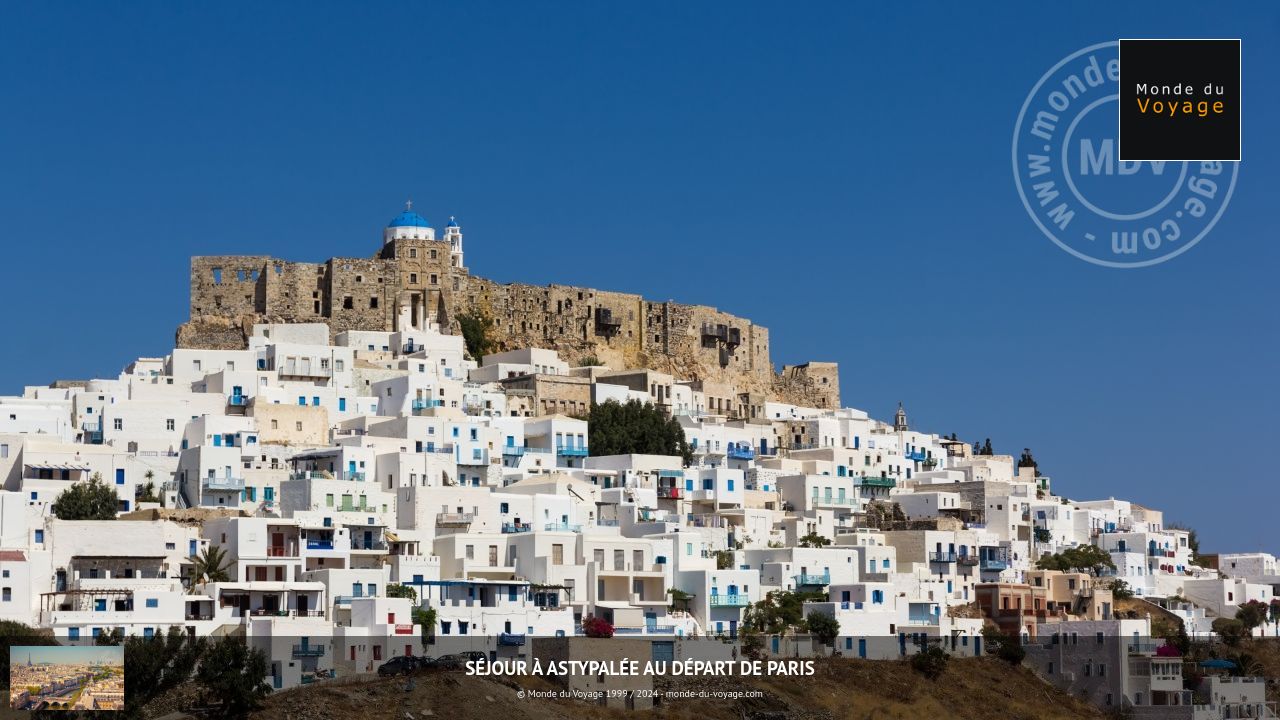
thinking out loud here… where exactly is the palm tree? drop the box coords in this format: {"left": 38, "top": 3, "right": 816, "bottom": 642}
{"left": 187, "top": 545, "right": 232, "bottom": 593}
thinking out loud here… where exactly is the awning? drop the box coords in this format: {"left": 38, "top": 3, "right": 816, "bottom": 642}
{"left": 24, "top": 462, "right": 90, "bottom": 471}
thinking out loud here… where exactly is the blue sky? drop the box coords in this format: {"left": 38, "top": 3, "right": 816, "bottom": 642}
{"left": 0, "top": 3, "right": 1276, "bottom": 552}
{"left": 9, "top": 645, "right": 122, "bottom": 665}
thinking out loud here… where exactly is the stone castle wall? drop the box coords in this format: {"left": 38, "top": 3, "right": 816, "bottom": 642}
{"left": 182, "top": 239, "right": 839, "bottom": 407}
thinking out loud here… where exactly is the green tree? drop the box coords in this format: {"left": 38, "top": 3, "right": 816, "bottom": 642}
{"left": 712, "top": 550, "right": 734, "bottom": 570}
{"left": 798, "top": 532, "right": 831, "bottom": 548}
{"left": 1017, "top": 448, "right": 1039, "bottom": 473}
{"left": 97, "top": 627, "right": 205, "bottom": 719}
{"left": 807, "top": 611, "right": 840, "bottom": 647}
{"left": 196, "top": 637, "right": 271, "bottom": 715}
{"left": 51, "top": 472, "right": 119, "bottom": 520}
{"left": 456, "top": 311, "right": 494, "bottom": 360}
{"left": 187, "top": 545, "right": 232, "bottom": 593}
{"left": 1235, "top": 601, "right": 1268, "bottom": 632}
{"left": 743, "top": 590, "right": 825, "bottom": 636}
{"left": 1036, "top": 545, "right": 1115, "bottom": 576}
{"left": 412, "top": 606, "right": 437, "bottom": 644}
{"left": 385, "top": 584, "right": 417, "bottom": 602}
{"left": 1108, "top": 579, "right": 1135, "bottom": 601}
{"left": 586, "top": 399, "right": 692, "bottom": 465}
{"left": 1212, "top": 617, "right": 1247, "bottom": 646}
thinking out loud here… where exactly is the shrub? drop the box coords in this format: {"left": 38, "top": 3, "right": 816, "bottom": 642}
{"left": 910, "top": 645, "right": 949, "bottom": 680}
{"left": 982, "top": 627, "right": 1026, "bottom": 665}
{"left": 581, "top": 615, "right": 614, "bottom": 638}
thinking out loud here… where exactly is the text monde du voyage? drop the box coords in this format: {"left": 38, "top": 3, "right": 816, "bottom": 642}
{"left": 1134, "top": 83, "right": 1228, "bottom": 118}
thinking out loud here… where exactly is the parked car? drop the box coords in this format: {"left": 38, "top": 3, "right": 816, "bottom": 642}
{"left": 459, "top": 651, "right": 488, "bottom": 663}
{"left": 414, "top": 656, "right": 437, "bottom": 670}
{"left": 433, "top": 654, "right": 466, "bottom": 670}
{"left": 376, "top": 656, "right": 417, "bottom": 677}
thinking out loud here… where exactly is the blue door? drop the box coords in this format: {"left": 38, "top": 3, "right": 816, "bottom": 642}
{"left": 974, "top": 635, "right": 982, "bottom": 655}
{"left": 858, "top": 638, "right": 867, "bottom": 658}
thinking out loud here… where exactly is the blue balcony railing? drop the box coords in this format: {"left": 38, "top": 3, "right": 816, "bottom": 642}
{"left": 727, "top": 446, "right": 755, "bottom": 460}
{"left": 502, "top": 446, "right": 526, "bottom": 457}
{"left": 228, "top": 395, "right": 249, "bottom": 407}
{"left": 202, "top": 477, "right": 245, "bottom": 492}
{"left": 292, "top": 644, "right": 326, "bottom": 657}
{"left": 333, "top": 595, "right": 354, "bottom": 605}
{"left": 556, "top": 446, "right": 589, "bottom": 457}
{"left": 501, "top": 522, "right": 532, "bottom": 534}
{"left": 709, "top": 594, "right": 749, "bottom": 608}
{"left": 980, "top": 559, "right": 1009, "bottom": 571}
{"left": 905, "top": 450, "right": 927, "bottom": 462}
{"left": 544, "top": 522, "right": 582, "bottom": 532}
{"left": 411, "top": 398, "right": 443, "bottom": 411}
{"left": 306, "top": 541, "right": 335, "bottom": 551}
{"left": 860, "top": 476, "right": 896, "bottom": 489}
{"left": 794, "top": 573, "right": 831, "bottom": 586}
{"left": 498, "top": 633, "right": 526, "bottom": 646}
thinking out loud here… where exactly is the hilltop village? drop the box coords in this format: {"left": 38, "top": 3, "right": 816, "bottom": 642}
{"left": 0, "top": 207, "right": 1274, "bottom": 718}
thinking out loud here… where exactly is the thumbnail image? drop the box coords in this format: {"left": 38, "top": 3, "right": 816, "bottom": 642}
{"left": 8, "top": 645, "right": 124, "bottom": 711}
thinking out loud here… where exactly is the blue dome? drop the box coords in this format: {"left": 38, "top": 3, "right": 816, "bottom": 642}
{"left": 388, "top": 210, "right": 430, "bottom": 228}
{"left": 447, "top": 216, "right": 459, "bottom": 228}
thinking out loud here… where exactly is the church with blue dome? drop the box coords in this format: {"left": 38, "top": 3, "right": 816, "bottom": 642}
{"left": 381, "top": 201, "right": 464, "bottom": 269}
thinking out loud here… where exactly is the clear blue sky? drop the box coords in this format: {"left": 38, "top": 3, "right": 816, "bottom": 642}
{"left": 0, "top": 3, "right": 1275, "bottom": 553}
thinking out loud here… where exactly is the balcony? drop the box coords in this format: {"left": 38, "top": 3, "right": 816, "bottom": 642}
{"left": 709, "top": 594, "right": 749, "bottom": 608}
{"left": 727, "top": 446, "right": 755, "bottom": 461}
{"left": 292, "top": 644, "right": 326, "bottom": 657}
{"left": 556, "top": 445, "right": 589, "bottom": 457}
{"left": 905, "top": 450, "right": 927, "bottom": 462}
{"left": 411, "top": 398, "right": 443, "bottom": 412}
{"left": 82, "top": 420, "right": 104, "bottom": 444}
{"left": 267, "top": 545, "right": 299, "bottom": 557}
{"left": 333, "top": 595, "right": 354, "bottom": 605}
{"left": 794, "top": 573, "right": 831, "bottom": 586}
{"left": 980, "top": 559, "right": 1009, "bottom": 571}
{"left": 814, "top": 496, "right": 857, "bottom": 506}
{"left": 957, "top": 555, "right": 979, "bottom": 566}
{"left": 929, "top": 552, "right": 957, "bottom": 563}
{"left": 203, "top": 477, "right": 245, "bottom": 492}
{"left": 350, "top": 540, "right": 388, "bottom": 551}
{"left": 436, "top": 513, "right": 474, "bottom": 528}
{"left": 228, "top": 395, "right": 249, "bottom": 407}
{"left": 501, "top": 522, "right": 532, "bottom": 534}
{"left": 502, "top": 446, "right": 526, "bottom": 458}
{"left": 337, "top": 500, "right": 371, "bottom": 512}
{"left": 498, "top": 633, "right": 526, "bottom": 647}
{"left": 305, "top": 540, "right": 335, "bottom": 551}
{"left": 543, "top": 522, "right": 582, "bottom": 532}
{"left": 860, "top": 476, "right": 896, "bottom": 489}
{"left": 278, "top": 362, "right": 332, "bottom": 378}
{"left": 658, "top": 487, "right": 684, "bottom": 499}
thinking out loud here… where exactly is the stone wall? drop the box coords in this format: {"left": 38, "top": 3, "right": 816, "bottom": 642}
{"left": 181, "top": 240, "right": 840, "bottom": 409}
